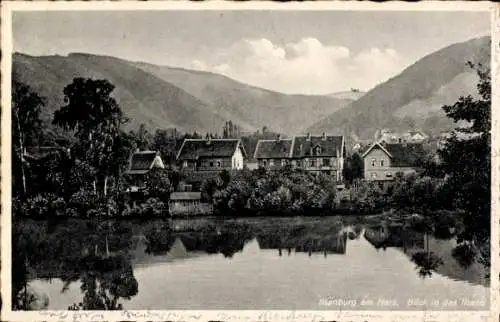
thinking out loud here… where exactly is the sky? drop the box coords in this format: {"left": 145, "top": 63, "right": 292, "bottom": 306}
{"left": 12, "top": 10, "right": 490, "bottom": 95}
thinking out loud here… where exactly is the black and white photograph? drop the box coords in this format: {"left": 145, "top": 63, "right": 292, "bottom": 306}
{"left": 1, "top": 2, "right": 497, "bottom": 321}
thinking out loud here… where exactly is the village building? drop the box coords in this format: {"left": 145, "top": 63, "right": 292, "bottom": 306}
{"left": 176, "top": 137, "right": 247, "bottom": 191}
{"left": 176, "top": 137, "right": 246, "bottom": 171}
{"left": 253, "top": 136, "right": 293, "bottom": 170}
{"left": 378, "top": 129, "right": 428, "bottom": 144}
{"left": 253, "top": 133, "right": 346, "bottom": 182}
{"left": 361, "top": 142, "right": 427, "bottom": 182}
{"left": 125, "top": 150, "right": 166, "bottom": 192}
{"left": 168, "top": 191, "right": 213, "bottom": 216}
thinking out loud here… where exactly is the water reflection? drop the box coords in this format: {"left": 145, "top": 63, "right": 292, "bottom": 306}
{"left": 12, "top": 217, "right": 489, "bottom": 310}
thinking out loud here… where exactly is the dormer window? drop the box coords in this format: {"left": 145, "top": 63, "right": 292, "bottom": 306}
{"left": 313, "top": 146, "right": 322, "bottom": 155}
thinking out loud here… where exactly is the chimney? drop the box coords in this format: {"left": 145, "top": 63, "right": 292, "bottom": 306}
{"left": 322, "top": 132, "right": 326, "bottom": 140}
{"left": 306, "top": 133, "right": 311, "bottom": 141}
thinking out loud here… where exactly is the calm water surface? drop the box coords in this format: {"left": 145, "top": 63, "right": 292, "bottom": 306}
{"left": 16, "top": 217, "right": 489, "bottom": 310}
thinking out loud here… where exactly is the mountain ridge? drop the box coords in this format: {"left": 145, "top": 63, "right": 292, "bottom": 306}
{"left": 308, "top": 36, "right": 490, "bottom": 139}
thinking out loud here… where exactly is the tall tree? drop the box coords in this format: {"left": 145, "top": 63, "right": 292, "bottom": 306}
{"left": 438, "top": 62, "right": 490, "bottom": 265}
{"left": 12, "top": 80, "right": 45, "bottom": 197}
{"left": 151, "top": 129, "right": 177, "bottom": 164}
{"left": 343, "top": 152, "right": 364, "bottom": 184}
{"left": 53, "top": 78, "right": 127, "bottom": 197}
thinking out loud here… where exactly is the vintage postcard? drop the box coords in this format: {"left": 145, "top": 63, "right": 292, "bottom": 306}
{"left": 1, "top": 1, "right": 499, "bottom": 322}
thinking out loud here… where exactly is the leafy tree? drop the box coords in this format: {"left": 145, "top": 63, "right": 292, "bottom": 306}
{"left": 151, "top": 129, "right": 178, "bottom": 164}
{"left": 130, "top": 124, "right": 152, "bottom": 151}
{"left": 343, "top": 152, "right": 364, "bottom": 184}
{"left": 143, "top": 168, "right": 172, "bottom": 202}
{"left": 438, "top": 62, "right": 490, "bottom": 265}
{"left": 53, "top": 78, "right": 128, "bottom": 197}
{"left": 12, "top": 80, "right": 45, "bottom": 197}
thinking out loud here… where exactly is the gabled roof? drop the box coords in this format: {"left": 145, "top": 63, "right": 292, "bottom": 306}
{"left": 408, "top": 130, "right": 428, "bottom": 138}
{"left": 253, "top": 139, "right": 293, "bottom": 159}
{"left": 291, "top": 135, "right": 344, "bottom": 158}
{"left": 176, "top": 139, "right": 246, "bottom": 161}
{"left": 127, "top": 150, "right": 163, "bottom": 175}
{"left": 361, "top": 142, "right": 393, "bottom": 159}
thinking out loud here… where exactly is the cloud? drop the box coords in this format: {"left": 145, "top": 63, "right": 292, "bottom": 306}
{"left": 189, "top": 37, "right": 409, "bottom": 95}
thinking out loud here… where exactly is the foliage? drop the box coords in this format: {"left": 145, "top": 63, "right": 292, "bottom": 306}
{"left": 53, "top": 78, "right": 129, "bottom": 197}
{"left": 437, "top": 62, "right": 491, "bottom": 262}
{"left": 207, "top": 168, "right": 338, "bottom": 215}
{"left": 12, "top": 80, "right": 46, "bottom": 197}
{"left": 343, "top": 152, "right": 364, "bottom": 183}
{"left": 143, "top": 168, "right": 172, "bottom": 202}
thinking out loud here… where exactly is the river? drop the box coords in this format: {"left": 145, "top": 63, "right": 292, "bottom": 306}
{"left": 13, "top": 216, "right": 489, "bottom": 310}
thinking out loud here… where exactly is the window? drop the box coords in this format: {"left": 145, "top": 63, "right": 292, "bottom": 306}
{"left": 209, "top": 161, "right": 214, "bottom": 167}
{"left": 371, "top": 172, "right": 377, "bottom": 178}
{"left": 310, "top": 159, "right": 316, "bottom": 167}
{"left": 183, "top": 160, "right": 188, "bottom": 168}
{"left": 263, "top": 160, "right": 267, "bottom": 167}
{"left": 314, "top": 146, "right": 322, "bottom": 155}
{"left": 275, "top": 159, "right": 281, "bottom": 166}
{"left": 216, "top": 160, "right": 222, "bottom": 168}
{"left": 371, "top": 158, "right": 376, "bottom": 167}
{"left": 281, "top": 159, "right": 286, "bottom": 166}
{"left": 380, "top": 160, "right": 384, "bottom": 167}
{"left": 386, "top": 172, "right": 393, "bottom": 178}
{"left": 323, "top": 158, "right": 330, "bottom": 166}
{"left": 296, "top": 160, "right": 301, "bottom": 167}
{"left": 270, "top": 159, "right": 275, "bottom": 166}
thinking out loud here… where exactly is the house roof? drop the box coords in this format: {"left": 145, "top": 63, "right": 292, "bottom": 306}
{"left": 129, "top": 151, "right": 160, "bottom": 171}
{"left": 169, "top": 191, "right": 202, "bottom": 201}
{"left": 176, "top": 139, "right": 246, "bottom": 161}
{"left": 362, "top": 142, "right": 426, "bottom": 167}
{"left": 253, "top": 139, "right": 293, "bottom": 159}
{"left": 291, "top": 135, "right": 344, "bottom": 158}
{"left": 361, "top": 142, "right": 393, "bottom": 158}
{"left": 384, "top": 143, "right": 427, "bottom": 167}
{"left": 408, "top": 130, "right": 428, "bottom": 137}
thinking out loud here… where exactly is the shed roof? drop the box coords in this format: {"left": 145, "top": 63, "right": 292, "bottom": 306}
{"left": 169, "top": 191, "right": 202, "bottom": 201}
{"left": 176, "top": 139, "right": 246, "bottom": 161}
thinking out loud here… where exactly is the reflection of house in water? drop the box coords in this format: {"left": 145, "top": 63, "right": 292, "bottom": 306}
{"left": 256, "top": 232, "right": 347, "bottom": 257}
{"left": 363, "top": 225, "right": 488, "bottom": 286}
{"left": 364, "top": 224, "right": 424, "bottom": 250}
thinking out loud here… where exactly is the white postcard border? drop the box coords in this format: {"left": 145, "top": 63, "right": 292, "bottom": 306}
{"left": 1, "top": 2, "right": 499, "bottom": 322}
